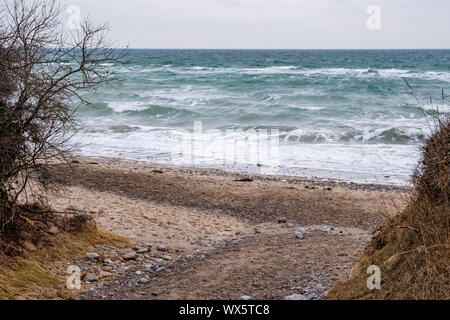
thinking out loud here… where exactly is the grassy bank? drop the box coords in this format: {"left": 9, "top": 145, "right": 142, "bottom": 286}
{"left": 330, "top": 118, "right": 449, "bottom": 300}
{"left": 0, "top": 207, "right": 129, "bottom": 300}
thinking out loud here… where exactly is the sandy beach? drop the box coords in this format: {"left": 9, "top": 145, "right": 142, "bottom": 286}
{"left": 44, "top": 156, "right": 409, "bottom": 300}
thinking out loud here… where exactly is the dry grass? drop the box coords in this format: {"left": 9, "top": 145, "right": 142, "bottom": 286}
{"left": 329, "top": 115, "right": 449, "bottom": 300}
{"left": 0, "top": 207, "right": 130, "bottom": 300}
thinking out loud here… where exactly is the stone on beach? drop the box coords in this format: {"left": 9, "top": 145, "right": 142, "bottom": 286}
{"left": 99, "top": 271, "right": 114, "bottom": 278}
{"left": 285, "top": 294, "right": 306, "bottom": 300}
{"left": 48, "top": 226, "right": 59, "bottom": 235}
{"left": 157, "top": 245, "right": 168, "bottom": 252}
{"left": 277, "top": 217, "right": 287, "bottom": 224}
{"left": 139, "top": 277, "right": 150, "bottom": 284}
{"left": 84, "top": 274, "right": 99, "bottom": 282}
{"left": 306, "top": 293, "right": 317, "bottom": 300}
{"left": 86, "top": 252, "right": 100, "bottom": 260}
{"left": 123, "top": 251, "right": 137, "bottom": 260}
{"left": 295, "top": 231, "right": 305, "bottom": 240}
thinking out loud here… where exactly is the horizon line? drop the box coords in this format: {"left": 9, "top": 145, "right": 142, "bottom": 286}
{"left": 123, "top": 47, "right": 450, "bottom": 51}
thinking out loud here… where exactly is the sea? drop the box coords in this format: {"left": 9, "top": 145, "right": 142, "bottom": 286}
{"left": 74, "top": 49, "right": 450, "bottom": 185}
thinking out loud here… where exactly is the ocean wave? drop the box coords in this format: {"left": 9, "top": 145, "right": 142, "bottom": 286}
{"left": 126, "top": 105, "right": 198, "bottom": 118}
{"left": 108, "top": 101, "right": 149, "bottom": 113}
{"left": 111, "top": 64, "right": 450, "bottom": 82}
{"left": 109, "top": 125, "right": 141, "bottom": 133}
{"left": 280, "top": 126, "right": 425, "bottom": 144}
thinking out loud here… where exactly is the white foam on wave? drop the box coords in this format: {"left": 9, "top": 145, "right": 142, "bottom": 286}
{"left": 73, "top": 125, "right": 421, "bottom": 185}
{"left": 111, "top": 64, "right": 450, "bottom": 82}
{"left": 107, "top": 101, "right": 149, "bottom": 113}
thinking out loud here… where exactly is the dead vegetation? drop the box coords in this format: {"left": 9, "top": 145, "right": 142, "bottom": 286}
{"left": 0, "top": 205, "right": 130, "bottom": 300}
{"left": 329, "top": 89, "right": 449, "bottom": 300}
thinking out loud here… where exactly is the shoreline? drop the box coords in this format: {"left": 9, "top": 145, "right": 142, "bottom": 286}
{"left": 71, "top": 155, "right": 411, "bottom": 193}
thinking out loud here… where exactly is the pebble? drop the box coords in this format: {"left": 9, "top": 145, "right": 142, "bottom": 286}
{"left": 49, "top": 226, "right": 59, "bottom": 235}
{"left": 163, "top": 255, "right": 172, "bottom": 261}
{"left": 239, "top": 296, "right": 252, "bottom": 301}
{"left": 84, "top": 274, "right": 99, "bottom": 282}
{"left": 86, "top": 252, "right": 100, "bottom": 260}
{"left": 306, "top": 293, "right": 317, "bottom": 300}
{"left": 295, "top": 231, "right": 305, "bottom": 240}
{"left": 99, "top": 271, "right": 113, "bottom": 278}
{"left": 285, "top": 294, "right": 306, "bottom": 300}
{"left": 157, "top": 245, "right": 168, "bottom": 252}
{"left": 156, "top": 267, "right": 166, "bottom": 273}
{"left": 152, "top": 292, "right": 158, "bottom": 297}
{"left": 277, "top": 217, "right": 287, "bottom": 224}
{"left": 135, "top": 271, "right": 143, "bottom": 276}
{"left": 139, "top": 278, "right": 149, "bottom": 284}
{"left": 98, "top": 209, "right": 106, "bottom": 217}
{"left": 137, "top": 248, "right": 149, "bottom": 254}
{"left": 123, "top": 251, "right": 137, "bottom": 260}
{"left": 184, "top": 255, "right": 194, "bottom": 260}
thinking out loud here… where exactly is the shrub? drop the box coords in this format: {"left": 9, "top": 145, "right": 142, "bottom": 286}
{"left": 0, "top": 0, "right": 125, "bottom": 231}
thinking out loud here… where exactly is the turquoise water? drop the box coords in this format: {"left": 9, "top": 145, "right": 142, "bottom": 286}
{"left": 75, "top": 50, "right": 450, "bottom": 184}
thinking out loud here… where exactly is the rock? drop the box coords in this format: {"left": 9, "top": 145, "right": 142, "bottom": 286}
{"left": 239, "top": 295, "right": 252, "bottom": 301}
{"left": 156, "top": 267, "right": 166, "bottom": 273}
{"left": 98, "top": 209, "right": 106, "bottom": 217}
{"left": 277, "top": 217, "right": 287, "bottom": 224}
{"left": 99, "top": 271, "right": 113, "bottom": 278}
{"left": 144, "top": 243, "right": 153, "bottom": 248}
{"left": 285, "top": 294, "right": 306, "bottom": 300}
{"left": 139, "top": 277, "right": 149, "bottom": 284}
{"left": 254, "top": 228, "right": 261, "bottom": 234}
{"left": 102, "top": 266, "right": 113, "bottom": 272}
{"left": 135, "top": 271, "right": 143, "bottom": 276}
{"left": 49, "top": 226, "right": 59, "bottom": 235}
{"left": 137, "top": 248, "right": 149, "bottom": 254}
{"left": 157, "top": 245, "right": 168, "bottom": 252}
{"left": 86, "top": 252, "right": 100, "bottom": 260}
{"left": 103, "top": 259, "right": 114, "bottom": 265}
{"left": 184, "top": 255, "right": 194, "bottom": 260}
{"left": 295, "top": 231, "right": 305, "bottom": 240}
{"left": 306, "top": 293, "right": 316, "bottom": 301}
{"left": 152, "top": 292, "right": 158, "bottom": 297}
{"left": 163, "top": 255, "right": 172, "bottom": 261}
{"left": 123, "top": 251, "right": 137, "bottom": 260}
{"left": 84, "top": 274, "right": 99, "bottom": 282}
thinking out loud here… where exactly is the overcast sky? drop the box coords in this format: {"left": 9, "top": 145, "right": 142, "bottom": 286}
{"left": 61, "top": 0, "right": 450, "bottom": 49}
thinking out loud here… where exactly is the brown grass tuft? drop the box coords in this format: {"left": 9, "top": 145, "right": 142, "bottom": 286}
{"left": 329, "top": 111, "right": 449, "bottom": 300}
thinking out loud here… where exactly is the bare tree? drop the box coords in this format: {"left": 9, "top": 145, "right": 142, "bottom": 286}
{"left": 0, "top": 0, "right": 126, "bottom": 229}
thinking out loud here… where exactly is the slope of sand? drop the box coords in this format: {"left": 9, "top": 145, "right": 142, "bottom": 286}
{"left": 48, "top": 157, "right": 409, "bottom": 300}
